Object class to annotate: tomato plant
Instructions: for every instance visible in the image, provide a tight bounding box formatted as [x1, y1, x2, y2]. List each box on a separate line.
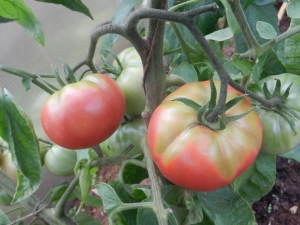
[100, 117, 146, 158]
[248, 74, 300, 155]
[115, 47, 145, 115]
[148, 80, 263, 191]
[44, 145, 77, 176]
[2, 0, 300, 224]
[41, 74, 126, 149]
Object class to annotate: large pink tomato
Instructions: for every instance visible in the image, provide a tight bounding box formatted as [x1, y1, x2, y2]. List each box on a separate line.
[148, 81, 262, 191]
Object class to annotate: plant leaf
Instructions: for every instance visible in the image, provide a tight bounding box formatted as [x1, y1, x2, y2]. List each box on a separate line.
[35, 0, 93, 20]
[93, 183, 124, 215]
[234, 1, 279, 53]
[191, 185, 256, 225]
[233, 152, 276, 203]
[252, 49, 286, 82]
[286, 0, 300, 19]
[205, 27, 233, 41]
[256, 21, 277, 40]
[285, 18, 300, 74]
[0, 210, 10, 225]
[232, 54, 255, 77]
[0, 15, 17, 23]
[100, 0, 143, 58]
[73, 212, 102, 225]
[0, 90, 41, 203]
[0, 0, 45, 46]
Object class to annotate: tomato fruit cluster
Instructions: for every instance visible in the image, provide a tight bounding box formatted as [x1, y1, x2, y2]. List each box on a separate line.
[41, 74, 125, 149]
[148, 80, 263, 191]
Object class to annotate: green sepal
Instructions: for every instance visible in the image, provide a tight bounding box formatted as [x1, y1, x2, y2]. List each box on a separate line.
[172, 97, 202, 111]
[273, 108, 297, 135]
[222, 107, 257, 124]
[208, 76, 217, 110]
[263, 82, 273, 100]
[280, 104, 300, 120]
[59, 58, 77, 83]
[281, 82, 293, 100]
[51, 64, 66, 88]
[196, 103, 208, 125]
[224, 95, 245, 112]
[273, 79, 282, 97]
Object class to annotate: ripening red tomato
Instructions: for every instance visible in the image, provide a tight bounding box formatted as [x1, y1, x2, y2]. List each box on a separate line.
[148, 81, 262, 191]
[41, 74, 125, 149]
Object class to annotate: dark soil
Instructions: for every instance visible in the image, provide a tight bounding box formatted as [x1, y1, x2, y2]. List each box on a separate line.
[252, 157, 300, 225]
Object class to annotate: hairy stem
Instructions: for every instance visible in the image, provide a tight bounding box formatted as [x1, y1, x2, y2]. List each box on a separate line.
[141, 137, 169, 225]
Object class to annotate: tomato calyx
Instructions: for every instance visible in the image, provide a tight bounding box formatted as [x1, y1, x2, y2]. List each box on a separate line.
[260, 79, 300, 134]
[173, 80, 255, 131]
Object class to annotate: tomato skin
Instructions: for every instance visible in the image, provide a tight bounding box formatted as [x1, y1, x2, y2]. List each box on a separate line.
[115, 47, 145, 115]
[44, 145, 77, 176]
[41, 74, 125, 149]
[248, 74, 300, 155]
[100, 117, 146, 158]
[148, 81, 262, 191]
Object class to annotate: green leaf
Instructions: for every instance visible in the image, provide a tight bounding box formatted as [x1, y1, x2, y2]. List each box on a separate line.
[256, 21, 277, 40]
[192, 185, 256, 225]
[49, 182, 72, 203]
[122, 164, 149, 185]
[0, 210, 10, 225]
[160, 185, 184, 206]
[93, 183, 124, 215]
[172, 62, 198, 83]
[73, 187, 103, 207]
[59, 58, 77, 83]
[280, 144, 300, 162]
[234, 1, 279, 53]
[233, 152, 276, 203]
[205, 27, 233, 41]
[21, 78, 32, 91]
[286, 0, 300, 19]
[232, 54, 255, 77]
[0, 0, 45, 46]
[0, 15, 17, 23]
[285, 18, 300, 74]
[73, 212, 102, 225]
[172, 97, 201, 111]
[252, 50, 286, 82]
[76, 163, 91, 214]
[108, 180, 138, 224]
[136, 196, 178, 225]
[0, 90, 41, 203]
[35, 0, 93, 20]
[100, 0, 143, 58]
